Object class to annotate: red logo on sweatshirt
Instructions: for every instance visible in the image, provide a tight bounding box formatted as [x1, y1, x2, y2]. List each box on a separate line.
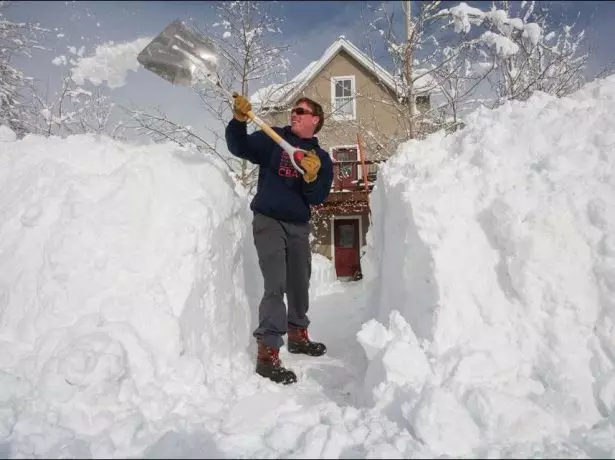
[278, 151, 300, 178]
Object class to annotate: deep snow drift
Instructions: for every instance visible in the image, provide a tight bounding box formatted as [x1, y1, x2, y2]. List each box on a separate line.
[0, 129, 344, 459]
[361, 75, 615, 456]
[0, 133, 263, 457]
[1, 74, 615, 459]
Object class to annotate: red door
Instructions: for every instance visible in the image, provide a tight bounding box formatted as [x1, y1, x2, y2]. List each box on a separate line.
[334, 219, 360, 278]
[333, 148, 357, 190]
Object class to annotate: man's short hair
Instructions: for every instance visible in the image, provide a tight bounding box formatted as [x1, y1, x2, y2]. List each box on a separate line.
[295, 97, 324, 134]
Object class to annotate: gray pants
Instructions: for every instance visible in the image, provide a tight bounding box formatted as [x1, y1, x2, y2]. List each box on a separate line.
[252, 212, 311, 349]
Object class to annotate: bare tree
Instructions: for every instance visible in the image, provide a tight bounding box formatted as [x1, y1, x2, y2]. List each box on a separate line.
[126, 104, 234, 169]
[355, 0, 594, 147]
[126, 0, 291, 194]
[23, 68, 126, 139]
[0, 0, 47, 137]
[462, 1, 589, 107]
[0, 2, 125, 139]
[359, 1, 458, 142]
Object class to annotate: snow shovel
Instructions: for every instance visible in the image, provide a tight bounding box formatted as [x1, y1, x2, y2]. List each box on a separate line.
[137, 19, 306, 174]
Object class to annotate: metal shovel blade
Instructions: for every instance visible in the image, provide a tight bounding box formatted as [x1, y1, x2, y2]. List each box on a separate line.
[137, 20, 219, 86]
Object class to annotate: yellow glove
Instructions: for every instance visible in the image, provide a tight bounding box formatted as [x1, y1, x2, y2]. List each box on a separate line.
[301, 150, 321, 183]
[232, 92, 252, 122]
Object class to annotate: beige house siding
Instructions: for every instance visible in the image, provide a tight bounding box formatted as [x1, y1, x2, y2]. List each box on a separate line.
[311, 212, 331, 258]
[261, 49, 412, 161]
[255, 45, 428, 272]
[311, 212, 370, 260]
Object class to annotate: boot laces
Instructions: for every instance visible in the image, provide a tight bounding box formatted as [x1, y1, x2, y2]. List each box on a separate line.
[259, 343, 281, 367]
[269, 347, 281, 367]
[290, 327, 310, 343]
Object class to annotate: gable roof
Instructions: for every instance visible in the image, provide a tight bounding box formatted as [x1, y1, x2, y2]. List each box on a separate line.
[251, 36, 437, 109]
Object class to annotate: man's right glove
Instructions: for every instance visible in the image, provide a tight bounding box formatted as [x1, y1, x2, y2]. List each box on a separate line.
[232, 92, 252, 122]
[301, 150, 321, 183]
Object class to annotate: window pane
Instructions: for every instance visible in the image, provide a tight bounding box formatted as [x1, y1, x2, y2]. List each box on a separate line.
[335, 81, 345, 97]
[339, 224, 355, 248]
[337, 151, 354, 162]
[335, 79, 353, 97]
[333, 96, 353, 116]
[342, 99, 353, 115]
[339, 163, 352, 178]
[343, 80, 351, 95]
[336, 150, 355, 179]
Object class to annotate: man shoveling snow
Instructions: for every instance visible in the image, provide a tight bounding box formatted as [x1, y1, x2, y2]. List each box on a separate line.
[226, 93, 334, 384]
[136, 21, 334, 385]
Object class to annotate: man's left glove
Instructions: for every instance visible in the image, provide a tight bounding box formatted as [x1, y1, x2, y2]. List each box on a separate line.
[232, 92, 252, 122]
[300, 150, 321, 183]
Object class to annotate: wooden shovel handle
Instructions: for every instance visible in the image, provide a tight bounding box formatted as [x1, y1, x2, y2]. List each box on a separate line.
[246, 110, 285, 145]
[245, 110, 305, 175]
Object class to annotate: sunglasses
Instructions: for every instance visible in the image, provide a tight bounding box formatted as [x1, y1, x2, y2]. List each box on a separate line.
[291, 107, 314, 116]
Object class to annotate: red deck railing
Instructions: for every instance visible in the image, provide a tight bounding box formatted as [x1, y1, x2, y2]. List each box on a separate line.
[330, 159, 382, 193]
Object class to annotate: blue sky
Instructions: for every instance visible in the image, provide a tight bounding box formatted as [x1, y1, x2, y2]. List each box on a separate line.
[8, 1, 615, 142]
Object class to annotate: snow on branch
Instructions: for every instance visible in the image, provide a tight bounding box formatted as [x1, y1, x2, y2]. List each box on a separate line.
[129, 1, 291, 193]
[357, 0, 592, 145]
[0, 1, 49, 136]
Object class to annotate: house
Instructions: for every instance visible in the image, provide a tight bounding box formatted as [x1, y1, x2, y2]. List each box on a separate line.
[251, 36, 437, 280]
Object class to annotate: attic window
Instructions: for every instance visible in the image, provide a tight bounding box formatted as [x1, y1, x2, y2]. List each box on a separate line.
[416, 95, 430, 106]
[331, 76, 356, 120]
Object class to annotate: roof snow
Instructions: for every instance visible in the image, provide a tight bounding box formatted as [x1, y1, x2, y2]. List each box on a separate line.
[251, 37, 437, 109]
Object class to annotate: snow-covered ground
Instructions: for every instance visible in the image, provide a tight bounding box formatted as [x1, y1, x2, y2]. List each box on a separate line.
[1, 75, 615, 458]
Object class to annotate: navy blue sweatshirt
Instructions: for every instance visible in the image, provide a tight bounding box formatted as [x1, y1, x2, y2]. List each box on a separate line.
[225, 118, 333, 223]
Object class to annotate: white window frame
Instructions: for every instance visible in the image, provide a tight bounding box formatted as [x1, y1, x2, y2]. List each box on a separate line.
[330, 75, 356, 121]
[331, 145, 361, 189]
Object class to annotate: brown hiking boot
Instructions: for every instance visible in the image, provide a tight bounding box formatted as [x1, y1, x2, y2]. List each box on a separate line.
[256, 342, 297, 385]
[287, 327, 327, 357]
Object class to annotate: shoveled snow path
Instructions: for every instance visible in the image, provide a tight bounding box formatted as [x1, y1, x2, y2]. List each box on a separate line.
[213, 281, 371, 456]
[283, 281, 370, 407]
[185, 281, 428, 459]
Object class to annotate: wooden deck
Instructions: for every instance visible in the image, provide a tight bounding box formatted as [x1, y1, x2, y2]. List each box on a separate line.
[313, 159, 384, 215]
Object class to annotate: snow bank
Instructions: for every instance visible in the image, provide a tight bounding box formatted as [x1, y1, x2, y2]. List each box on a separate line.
[0, 133, 258, 457]
[310, 253, 338, 297]
[0, 128, 356, 458]
[361, 75, 615, 456]
[0, 126, 17, 142]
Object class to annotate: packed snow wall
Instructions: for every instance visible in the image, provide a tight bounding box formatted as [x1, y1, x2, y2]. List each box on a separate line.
[0, 133, 260, 404]
[360, 76, 615, 455]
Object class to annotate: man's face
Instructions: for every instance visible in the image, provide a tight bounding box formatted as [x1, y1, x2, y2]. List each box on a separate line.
[290, 102, 318, 139]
